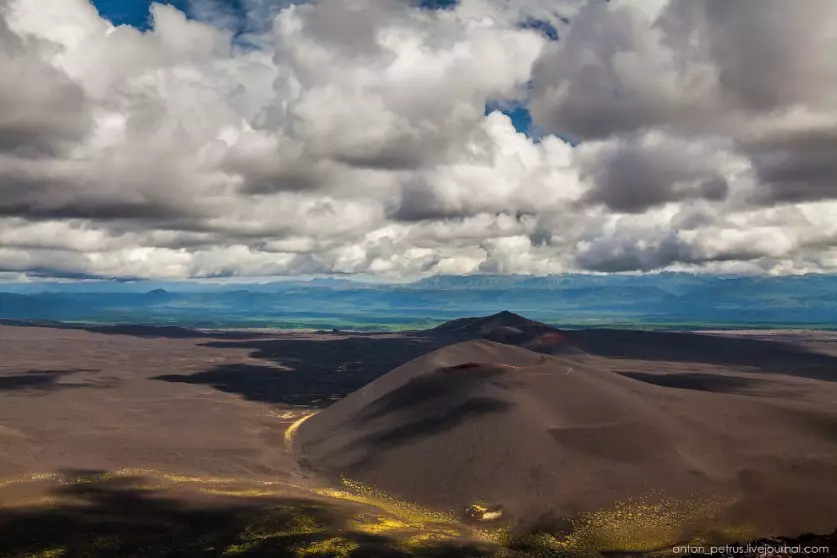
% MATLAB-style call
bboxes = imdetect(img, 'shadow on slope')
[358,397,512,453]
[428,313,837,382]
[564,329,837,381]
[357,365,514,421]
[0,470,493,558]
[617,371,764,393]
[296,339,837,544]
[308,364,519,468]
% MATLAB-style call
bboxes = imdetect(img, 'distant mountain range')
[1,273,836,329]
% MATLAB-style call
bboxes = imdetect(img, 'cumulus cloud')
[0,15,92,157]
[0,0,835,280]
[574,132,733,213]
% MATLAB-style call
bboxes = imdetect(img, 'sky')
[1,0,836,281]
[91,0,189,30]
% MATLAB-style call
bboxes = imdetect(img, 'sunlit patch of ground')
[314,476,460,528]
[317,478,751,555]
[0,469,497,557]
[265,410,307,420]
[465,503,504,522]
[308,475,493,552]
[496,494,753,556]
[0,472,60,491]
[0,469,291,499]
[283,412,318,451]
[295,537,359,557]
[0,468,753,556]
[563,495,749,553]
[20,548,68,558]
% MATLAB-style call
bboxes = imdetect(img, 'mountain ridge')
[4,274,837,329]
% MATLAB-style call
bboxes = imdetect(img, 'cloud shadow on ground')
[0,368,105,393]
[0,469,494,557]
[155,335,443,407]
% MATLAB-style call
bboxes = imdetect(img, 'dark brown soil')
[297,337,837,542]
[2,320,837,556]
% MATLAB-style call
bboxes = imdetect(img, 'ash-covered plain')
[2,316,837,556]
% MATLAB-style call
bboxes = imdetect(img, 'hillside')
[429,310,554,337]
[296,340,837,546]
[428,311,584,355]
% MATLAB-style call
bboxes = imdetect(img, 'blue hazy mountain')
[1,273,836,330]
[408,272,727,294]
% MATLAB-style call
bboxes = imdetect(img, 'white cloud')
[0,0,836,279]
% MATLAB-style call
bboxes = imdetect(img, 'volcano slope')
[295,339,837,550]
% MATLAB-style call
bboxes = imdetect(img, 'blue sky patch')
[91,0,279,38]
[416,0,459,9]
[91,0,188,30]
[485,100,581,146]
[485,101,532,136]
[93,0,199,31]
[519,18,559,41]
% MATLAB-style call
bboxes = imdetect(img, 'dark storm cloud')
[578,137,729,213]
[531,0,837,141]
[0,16,93,157]
[18,268,143,281]
[0,201,190,221]
[699,177,728,201]
[0,163,204,222]
[232,165,322,195]
[528,228,552,247]
[684,0,837,113]
[526,0,837,258]
[389,180,466,222]
[332,143,429,171]
[528,1,677,141]
[744,129,837,205]
[574,232,765,273]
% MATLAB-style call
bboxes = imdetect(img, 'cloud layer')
[1,0,836,279]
